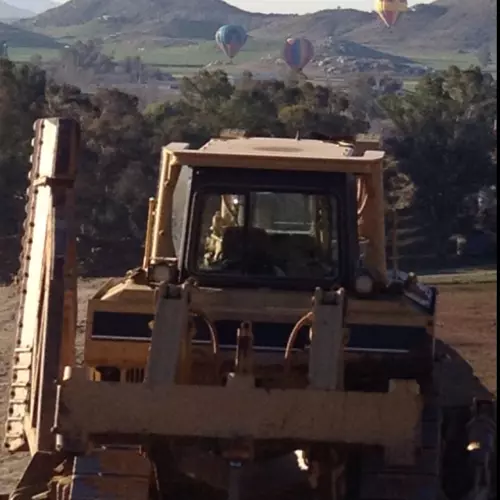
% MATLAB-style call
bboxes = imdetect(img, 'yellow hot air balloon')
[375,0,408,28]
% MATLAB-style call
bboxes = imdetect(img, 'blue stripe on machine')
[91,312,428,354]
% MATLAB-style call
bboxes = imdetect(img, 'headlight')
[355,274,374,295]
[148,259,178,284]
[150,264,171,283]
[467,441,481,452]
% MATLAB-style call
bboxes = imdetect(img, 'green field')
[7,34,497,84]
[373,46,497,73]
[7,47,60,62]
[101,38,283,67]
[100,42,496,74]
[7,35,283,74]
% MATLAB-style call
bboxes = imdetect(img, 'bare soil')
[0,279,496,493]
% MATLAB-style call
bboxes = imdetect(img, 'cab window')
[194,191,339,279]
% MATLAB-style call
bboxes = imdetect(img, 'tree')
[0,59,47,237]
[4,61,495,279]
[476,186,497,232]
[29,54,43,66]
[476,44,492,68]
[222,87,282,136]
[383,157,415,213]
[75,89,156,245]
[380,66,497,258]
[147,71,368,147]
[348,74,391,122]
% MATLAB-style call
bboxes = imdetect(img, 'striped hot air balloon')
[215,24,248,61]
[283,37,314,72]
[375,0,408,28]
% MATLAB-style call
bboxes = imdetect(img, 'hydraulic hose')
[284,311,313,373]
[189,309,220,381]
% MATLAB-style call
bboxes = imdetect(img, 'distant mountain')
[20,0,284,39]
[335,0,497,51]
[0,20,60,48]
[16,0,497,54]
[0,0,34,20]
[428,0,496,50]
[13,0,57,14]
[252,0,496,52]
[249,9,373,41]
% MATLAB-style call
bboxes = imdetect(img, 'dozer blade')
[4,118,79,456]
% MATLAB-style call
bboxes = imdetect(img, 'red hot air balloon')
[375,0,408,28]
[282,37,314,72]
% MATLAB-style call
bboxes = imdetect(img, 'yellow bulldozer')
[2,118,496,500]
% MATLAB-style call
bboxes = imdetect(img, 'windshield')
[193,191,339,279]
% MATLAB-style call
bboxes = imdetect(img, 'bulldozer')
[2,118,496,500]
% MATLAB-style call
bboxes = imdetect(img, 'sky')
[224,0,435,14]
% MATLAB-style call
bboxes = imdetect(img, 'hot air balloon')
[375,0,408,28]
[282,37,314,73]
[215,24,248,61]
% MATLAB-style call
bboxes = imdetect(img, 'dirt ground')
[0,278,496,493]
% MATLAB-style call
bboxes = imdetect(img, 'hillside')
[252,0,496,52]
[249,9,373,41]
[20,0,284,40]
[340,0,496,52]
[430,0,496,50]
[316,39,415,65]
[0,1,34,20]
[0,21,60,48]
[14,0,497,58]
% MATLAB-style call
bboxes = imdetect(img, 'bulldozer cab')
[147,134,387,293]
[182,170,350,287]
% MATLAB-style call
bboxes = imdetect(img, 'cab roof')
[165,136,385,174]
[200,137,354,157]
